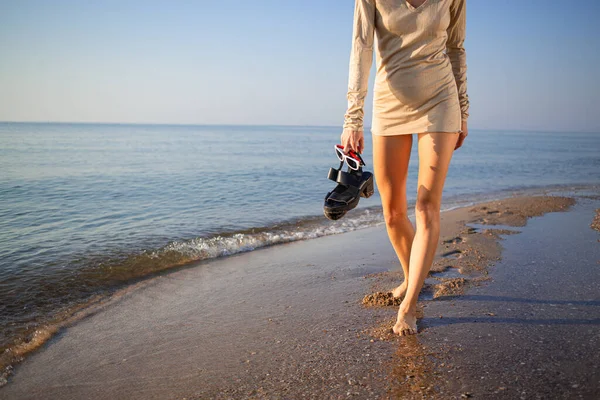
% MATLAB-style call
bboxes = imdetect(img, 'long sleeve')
[447,0,469,121]
[343,0,376,132]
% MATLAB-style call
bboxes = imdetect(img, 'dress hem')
[371,127,461,136]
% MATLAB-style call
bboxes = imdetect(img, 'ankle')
[399,301,416,315]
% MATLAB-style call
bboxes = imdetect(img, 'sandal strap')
[336,170,363,188]
[328,167,365,189]
[327,167,340,182]
[327,186,360,204]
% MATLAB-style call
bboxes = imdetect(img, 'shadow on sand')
[421,294,600,328]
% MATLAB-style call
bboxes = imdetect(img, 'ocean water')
[0,122,599,363]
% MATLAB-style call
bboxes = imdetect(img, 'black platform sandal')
[323,147,374,221]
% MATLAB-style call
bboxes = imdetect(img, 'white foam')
[150,209,385,263]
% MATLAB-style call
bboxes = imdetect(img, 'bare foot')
[391,281,407,299]
[392,305,418,336]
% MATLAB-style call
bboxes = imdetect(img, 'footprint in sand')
[443,236,465,244]
[441,249,463,259]
[464,227,478,234]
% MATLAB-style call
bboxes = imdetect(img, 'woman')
[341,0,469,336]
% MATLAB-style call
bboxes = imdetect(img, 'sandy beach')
[1,189,599,399]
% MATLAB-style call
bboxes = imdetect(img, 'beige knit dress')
[343,0,469,136]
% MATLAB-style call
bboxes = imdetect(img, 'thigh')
[372,134,413,212]
[416,132,460,207]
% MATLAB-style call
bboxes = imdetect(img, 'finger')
[341,130,351,152]
[348,138,356,154]
[359,136,365,153]
[454,135,465,150]
[342,135,351,153]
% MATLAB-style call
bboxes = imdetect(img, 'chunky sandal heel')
[360,173,374,198]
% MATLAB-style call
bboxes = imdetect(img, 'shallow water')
[0,122,599,356]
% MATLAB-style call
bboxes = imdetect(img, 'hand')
[341,128,365,154]
[454,120,468,150]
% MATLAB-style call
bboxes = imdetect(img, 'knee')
[383,208,409,228]
[414,198,440,229]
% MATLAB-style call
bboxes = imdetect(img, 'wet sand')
[364,192,600,399]
[1,191,598,399]
[415,194,600,399]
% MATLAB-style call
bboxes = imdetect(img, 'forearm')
[343,0,375,131]
[447,0,469,121]
[447,46,469,121]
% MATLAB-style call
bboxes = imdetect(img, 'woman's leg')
[393,131,460,336]
[372,134,414,298]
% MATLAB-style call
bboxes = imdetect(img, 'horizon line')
[0,120,598,134]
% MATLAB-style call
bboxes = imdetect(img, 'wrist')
[343,124,364,132]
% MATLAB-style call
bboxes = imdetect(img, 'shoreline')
[0,183,589,383]
[1,189,598,398]
[0,184,596,367]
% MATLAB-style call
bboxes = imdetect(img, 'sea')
[1,122,599,367]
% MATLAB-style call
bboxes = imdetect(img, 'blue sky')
[0,0,599,132]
